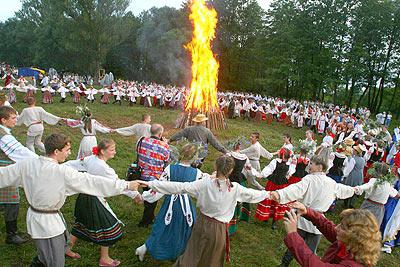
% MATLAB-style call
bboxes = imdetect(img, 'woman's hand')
[288,201,307,216]
[136,180,150,188]
[284,210,299,234]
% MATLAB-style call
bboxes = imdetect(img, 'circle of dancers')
[1,66,400,267]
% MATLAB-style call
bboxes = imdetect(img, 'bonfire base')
[178,109,226,130]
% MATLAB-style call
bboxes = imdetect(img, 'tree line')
[0,0,399,115]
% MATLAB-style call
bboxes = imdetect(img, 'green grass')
[0,91,399,266]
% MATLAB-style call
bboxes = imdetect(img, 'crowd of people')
[0,64,400,267]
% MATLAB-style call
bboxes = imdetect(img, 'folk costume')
[137,163,202,261]
[147,175,270,267]
[276,172,355,267]
[16,106,60,153]
[0,125,37,244]
[381,178,400,254]
[64,155,138,247]
[240,141,273,172]
[65,118,113,159]
[355,178,399,226]
[0,156,132,267]
[255,157,294,223]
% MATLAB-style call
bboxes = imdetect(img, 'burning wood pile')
[178,0,226,130]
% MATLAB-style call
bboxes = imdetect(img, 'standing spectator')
[137,124,170,227]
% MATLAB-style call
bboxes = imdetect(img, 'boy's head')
[309,155,328,173]
[44,134,71,163]
[0,106,17,129]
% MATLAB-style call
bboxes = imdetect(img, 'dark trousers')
[1,203,19,222]
[139,187,158,226]
[281,229,321,266]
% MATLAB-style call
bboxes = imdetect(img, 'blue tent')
[17,68,44,80]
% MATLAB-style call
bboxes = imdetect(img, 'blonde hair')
[338,209,381,266]
[179,143,197,163]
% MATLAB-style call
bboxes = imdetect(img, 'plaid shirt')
[138,136,170,181]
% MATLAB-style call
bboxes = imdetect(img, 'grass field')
[0,91,399,266]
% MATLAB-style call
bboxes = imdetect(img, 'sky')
[0,0,272,22]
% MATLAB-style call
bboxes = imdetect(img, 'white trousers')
[26,132,45,153]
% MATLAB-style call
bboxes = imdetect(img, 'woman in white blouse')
[65,139,139,267]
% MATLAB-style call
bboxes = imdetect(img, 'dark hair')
[310,155,328,172]
[44,133,71,155]
[98,139,115,156]
[252,132,260,140]
[0,106,17,122]
[83,111,92,133]
[215,155,235,177]
[283,133,292,143]
[26,96,36,106]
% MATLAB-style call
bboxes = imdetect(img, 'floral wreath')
[169,138,205,164]
[76,104,91,123]
[368,162,397,187]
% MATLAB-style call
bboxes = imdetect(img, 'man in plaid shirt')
[137,124,170,227]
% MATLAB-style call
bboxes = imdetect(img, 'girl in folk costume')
[266,103,274,124]
[137,155,270,267]
[304,130,317,157]
[249,98,258,120]
[85,86,98,103]
[41,86,54,104]
[317,111,327,134]
[23,85,35,103]
[65,139,140,266]
[227,141,262,235]
[71,86,82,103]
[327,141,351,183]
[297,107,305,128]
[112,88,124,105]
[240,132,273,172]
[64,106,113,159]
[255,148,295,229]
[126,90,136,106]
[288,145,310,185]
[355,162,400,226]
[342,144,367,208]
[99,87,111,104]
[381,169,400,254]
[57,83,69,103]
[135,144,203,262]
[276,133,294,153]
[364,140,385,183]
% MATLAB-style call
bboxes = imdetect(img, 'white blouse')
[148,175,270,223]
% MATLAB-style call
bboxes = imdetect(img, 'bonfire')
[178,0,226,130]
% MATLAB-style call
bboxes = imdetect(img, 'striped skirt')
[71,194,122,247]
[255,181,289,221]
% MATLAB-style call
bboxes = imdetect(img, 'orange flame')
[185,0,220,113]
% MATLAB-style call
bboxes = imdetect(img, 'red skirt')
[288,176,301,185]
[73,92,80,103]
[42,91,53,104]
[101,93,110,104]
[255,181,289,222]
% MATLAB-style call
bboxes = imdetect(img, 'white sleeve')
[0,135,38,161]
[259,145,273,159]
[142,165,171,203]
[236,184,270,203]
[343,158,355,178]
[260,159,277,178]
[40,108,60,125]
[0,163,22,188]
[64,166,127,197]
[93,120,113,134]
[63,159,87,172]
[334,183,355,199]
[355,179,376,195]
[276,176,312,204]
[148,178,206,199]
[115,125,137,136]
[389,186,399,198]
